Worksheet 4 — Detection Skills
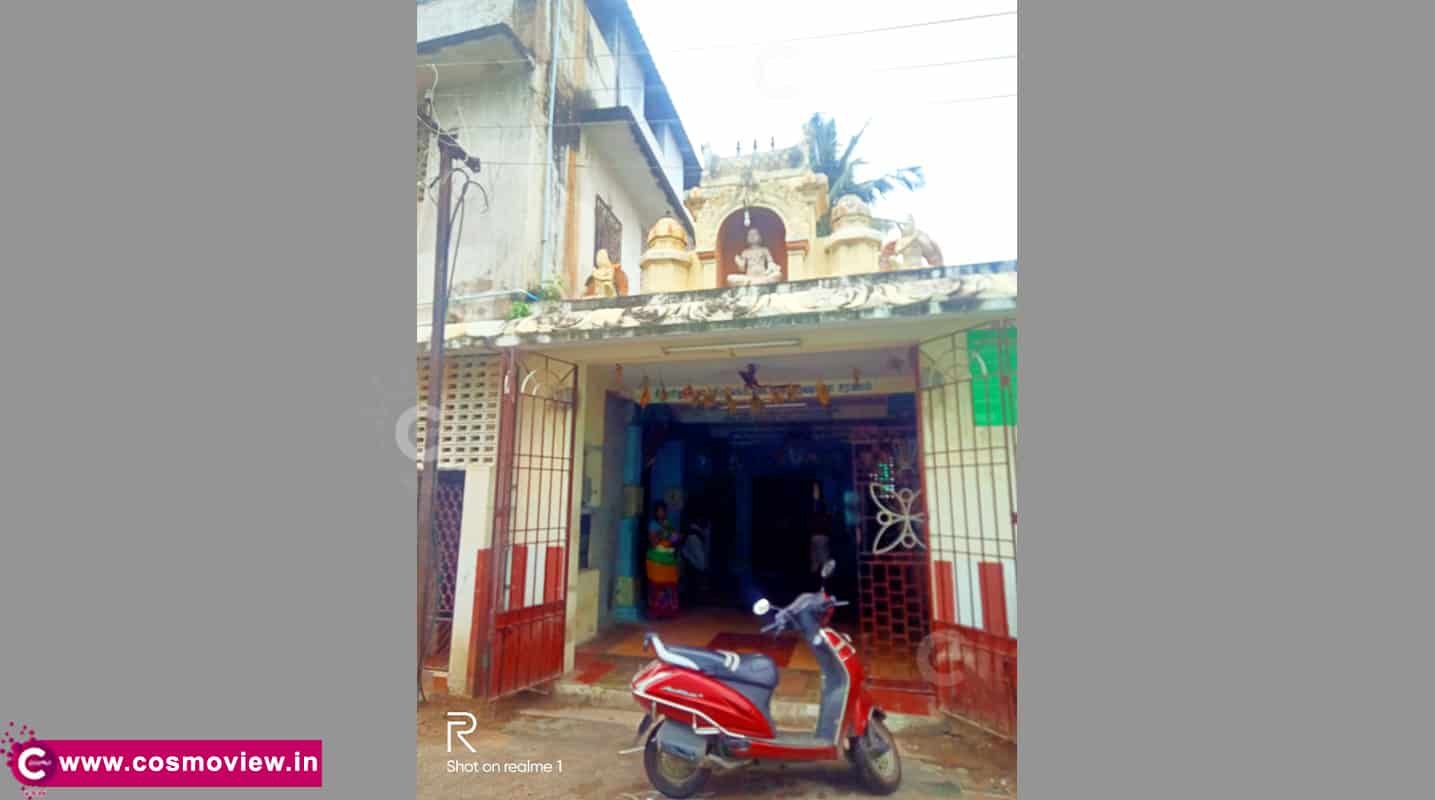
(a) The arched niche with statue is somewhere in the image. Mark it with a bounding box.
[632,139,923,295]
[717,207,787,287]
[681,144,828,288]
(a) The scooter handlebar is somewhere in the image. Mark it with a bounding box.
[758,594,847,634]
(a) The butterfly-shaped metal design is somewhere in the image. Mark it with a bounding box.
[869,482,926,554]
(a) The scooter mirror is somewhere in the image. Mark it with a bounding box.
[753,598,771,615]
[821,559,836,579]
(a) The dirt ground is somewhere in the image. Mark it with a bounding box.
[417,694,1015,799]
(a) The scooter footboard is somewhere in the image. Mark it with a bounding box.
[655,721,710,762]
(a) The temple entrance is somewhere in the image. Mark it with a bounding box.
[604,347,926,685]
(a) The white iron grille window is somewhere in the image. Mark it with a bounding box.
[416,353,502,467]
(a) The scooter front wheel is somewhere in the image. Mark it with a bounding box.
[644,727,711,799]
[850,718,902,795]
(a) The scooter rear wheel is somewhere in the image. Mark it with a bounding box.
[851,718,902,795]
[643,727,711,799]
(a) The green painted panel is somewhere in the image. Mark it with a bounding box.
[968,327,1017,426]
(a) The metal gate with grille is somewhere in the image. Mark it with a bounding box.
[484,351,579,698]
[917,321,1018,738]
[851,427,931,680]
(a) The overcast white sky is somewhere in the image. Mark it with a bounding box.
[628,0,1017,264]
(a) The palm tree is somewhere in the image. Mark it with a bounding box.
[802,113,925,235]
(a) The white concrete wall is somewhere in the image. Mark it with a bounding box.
[652,122,686,195]
[585,10,620,106]
[417,63,545,305]
[575,140,648,294]
[420,0,686,308]
[417,0,513,44]
[447,464,498,696]
[612,25,646,121]
[555,0,580,89]
[562,363,591,672]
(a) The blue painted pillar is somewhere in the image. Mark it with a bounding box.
[611,418,644,623]
[649,441,685,534]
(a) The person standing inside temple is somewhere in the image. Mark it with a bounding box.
[809,482,834,583]
[682,509,712,608]
[645,501,683,619]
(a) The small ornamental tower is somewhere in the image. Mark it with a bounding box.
[639,215,700,294]
[823,194,885,277]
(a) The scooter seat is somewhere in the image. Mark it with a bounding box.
[648,635,779,689]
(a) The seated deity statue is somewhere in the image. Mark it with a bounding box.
[726,227,782,286]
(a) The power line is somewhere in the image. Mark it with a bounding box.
[873,54,1017,72]
[418,92,1017,134]
[423,54,1017,102]
[416,92,1015,182]
[779,10,1016,45]
[416,10,1018,69]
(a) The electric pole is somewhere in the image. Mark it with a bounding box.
[417,118,479,700]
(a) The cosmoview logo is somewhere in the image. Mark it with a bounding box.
[4,723,51,799]
[396,404,441,460]
[14,744,55,784]
[915,630,968,690]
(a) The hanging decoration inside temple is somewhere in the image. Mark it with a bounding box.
[738,363,763,393]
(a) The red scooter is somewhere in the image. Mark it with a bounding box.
[626,560,901,797]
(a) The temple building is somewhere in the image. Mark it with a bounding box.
[418,1,1017,738]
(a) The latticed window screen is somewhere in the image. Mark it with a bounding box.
[432,472,465,618]
[416,353,503,468]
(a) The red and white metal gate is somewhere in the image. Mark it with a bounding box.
[916,321,1018,738]
[483,351,579,698]
[850,428,931,674]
